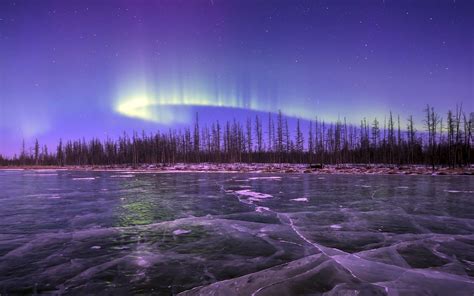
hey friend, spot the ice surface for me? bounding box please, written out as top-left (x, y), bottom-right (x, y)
top-left (0, 171), bottom-right (473, 295)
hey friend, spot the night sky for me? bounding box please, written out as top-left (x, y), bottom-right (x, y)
top-left (0, 0), bottom-right (472, 156)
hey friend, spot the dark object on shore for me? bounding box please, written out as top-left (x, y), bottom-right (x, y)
top-left (309, 164), bottom-right (323, 169)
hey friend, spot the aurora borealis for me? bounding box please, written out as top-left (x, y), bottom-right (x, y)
top-left (1, 0), bottom-right (473, 156)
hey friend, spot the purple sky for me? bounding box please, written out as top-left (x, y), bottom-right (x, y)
top-left (0, 0), bottom-right (472, 156)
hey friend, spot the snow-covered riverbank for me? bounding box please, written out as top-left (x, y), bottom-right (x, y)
top-left (1, 163), bottom-right (473, 176)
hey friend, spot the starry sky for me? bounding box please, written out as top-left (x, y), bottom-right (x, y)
top-left (0, 0), bottom-right (472, 156)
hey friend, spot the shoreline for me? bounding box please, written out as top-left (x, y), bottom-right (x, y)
top-left (1, 163), bottom-right (473, 176)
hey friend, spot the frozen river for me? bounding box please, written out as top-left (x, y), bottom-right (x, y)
top-left (0, 170), bottom-right (473, 295)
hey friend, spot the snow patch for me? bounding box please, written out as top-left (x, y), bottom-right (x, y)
top-left (235, 189), bottom-right (272, 200)
top-left (444, 189), bottom-right (474, 194)
top-left (355, 184), bottom-right (372, 188)
top-left (172, 229), bottom-right (191, 235)
top-left (290, 197), bottom-right (308, 202)
top-left (248, 176), bottom-right (282, 180)
top-left (24, 173), bottom-right (58, 177)
top-left (255, 206), bottom-right (270, 213)
top-left (72, 177), bottom-right (96, 180)
top-left (110, 174), bottom-right (134, 178)
top-left (27, 193), bottom-right (61, 199)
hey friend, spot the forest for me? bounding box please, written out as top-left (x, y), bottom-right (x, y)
top-left (1, 105), bottom-right (472, 169)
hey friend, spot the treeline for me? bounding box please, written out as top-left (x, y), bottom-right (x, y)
top-left (1, 105), bottom-right (472, 169)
